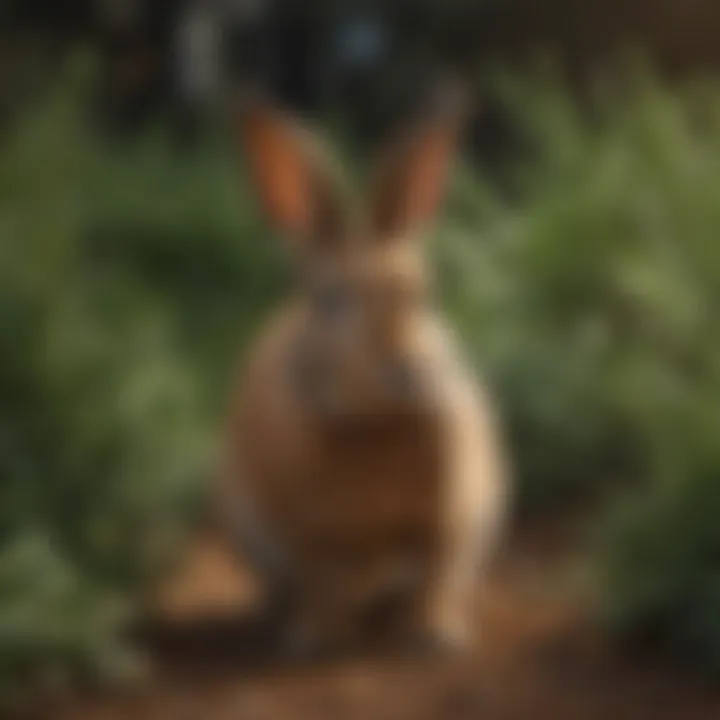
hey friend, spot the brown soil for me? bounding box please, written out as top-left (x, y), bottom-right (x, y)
top-left (47, 519), bottom-right (720, 720)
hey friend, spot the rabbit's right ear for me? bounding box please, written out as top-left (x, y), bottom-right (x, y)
top-left (234, 94), bottom-right (348, 253)
top-left (365, 82), bottom-right (466, 242)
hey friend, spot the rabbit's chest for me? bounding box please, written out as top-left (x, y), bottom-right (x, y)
top-left (288, 414), bottom-right (446, 558)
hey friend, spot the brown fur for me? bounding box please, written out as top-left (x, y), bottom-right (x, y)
top-left (216, 91), bottom-right (510, 657)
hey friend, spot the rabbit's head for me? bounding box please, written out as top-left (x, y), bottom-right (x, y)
top-left (237, 88), bottom-right (465, 417)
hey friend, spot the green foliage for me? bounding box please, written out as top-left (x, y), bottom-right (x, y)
top-left (0, 57), bottom-right (225, 707)
top-left (80, 122), bottom-right (287, 412)
top-left (439, 67), bottom-right (720, 511)
top-left (440, 65), bottom-right (720, 672)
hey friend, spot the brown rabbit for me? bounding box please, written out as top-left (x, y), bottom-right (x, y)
top-left (216, 89), bottom-right (510, 659)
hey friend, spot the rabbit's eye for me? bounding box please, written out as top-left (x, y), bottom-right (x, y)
top-left (313, 283), bottom-right (354, 323)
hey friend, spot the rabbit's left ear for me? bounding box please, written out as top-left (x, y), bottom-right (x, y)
top-left (366, 84), bottom-right (466, 241)
top-left (235, 93), bottom-right (350, 253)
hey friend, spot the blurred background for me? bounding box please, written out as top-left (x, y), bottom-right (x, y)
top-left (2, 1), bottom-right (720, 718)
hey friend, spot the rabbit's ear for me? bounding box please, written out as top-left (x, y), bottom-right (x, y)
top-left (366, 84), bottom-right (466, 241)
top-left (235, 94), bottom-right (349, 252)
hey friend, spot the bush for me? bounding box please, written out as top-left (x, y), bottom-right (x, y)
top-left (0, 50), bottom-right (295, 709)
top-left (439, 66), bottom-right (720, 511)
top-left (441, 66), bottom-right (720, 672)
top-left (0, 56), bottom-right (221, 708)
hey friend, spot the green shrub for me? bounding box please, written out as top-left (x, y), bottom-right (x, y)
top-left (438, 67), bottom-right (720, 512)
top-left (454, 67), bottom-right (720, 672)
top-left (79, 121), bottom-right (287, 414)
top-left (432, 66), bottom-right (720, 673)
top-left (0, 56), bottom-right (214, 708)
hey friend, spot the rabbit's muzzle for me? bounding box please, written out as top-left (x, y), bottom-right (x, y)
top-left (289, 341), bottom-right (437, 418)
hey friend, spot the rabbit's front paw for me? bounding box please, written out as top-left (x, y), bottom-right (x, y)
top-left (403, 621), bottom-right (473, 657)
top-left (397, 594), bottom-right (474, 656)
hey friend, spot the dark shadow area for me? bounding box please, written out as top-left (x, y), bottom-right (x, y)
top-left (130, 609), bottom-right (282, 677)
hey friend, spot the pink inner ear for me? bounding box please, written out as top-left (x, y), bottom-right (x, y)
top-left (402, 128), bottom-right (454, 226)
top-left (372, 123), bottom-right (458, 238)
top-left (241, 110), bottom-right (313, 237)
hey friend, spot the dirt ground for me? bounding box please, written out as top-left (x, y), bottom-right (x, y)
top-left (48, 519), bottom-right (720, 720)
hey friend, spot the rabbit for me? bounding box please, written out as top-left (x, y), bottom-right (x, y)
top-left (215, 87), bottom-right (510, 659)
